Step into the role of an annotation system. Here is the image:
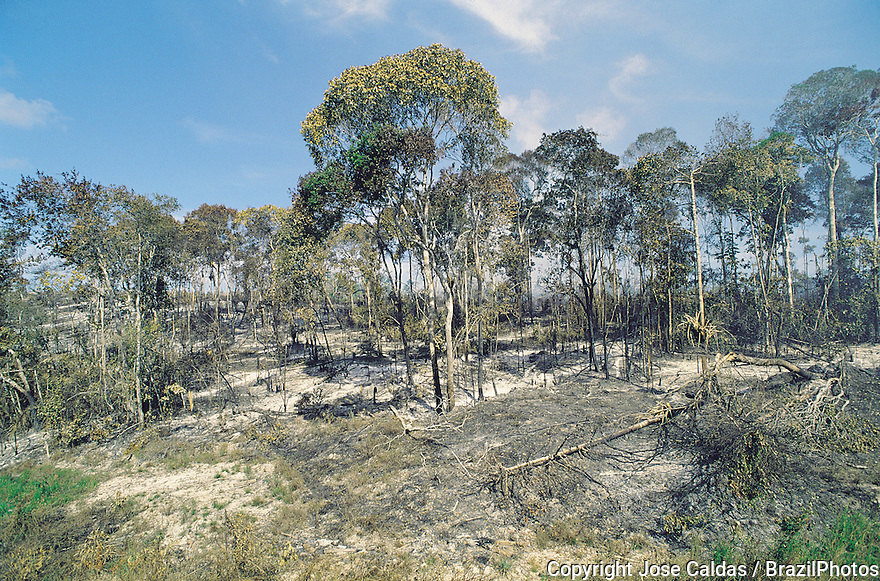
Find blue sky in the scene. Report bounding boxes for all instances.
[1,0,878,215]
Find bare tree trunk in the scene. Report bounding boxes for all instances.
[135,241,144,429]
[473,235,485,401]
[442,278,455,411]
[827,153,841,301]
[873,154,879,340]
[689,173,706,326]
[422,247,443,413]
[783,204,795,310]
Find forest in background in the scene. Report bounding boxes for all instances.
[0,45,878,445]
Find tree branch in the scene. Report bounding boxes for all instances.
[724,352,815,379]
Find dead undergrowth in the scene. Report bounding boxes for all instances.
[1,341,879,580]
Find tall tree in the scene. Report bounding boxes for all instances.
[774,67,873,300]
[536,127,622,372]
[301,44,510,412]
[847,70,880,337]
[499,150,551,324]
[112,189,180,426]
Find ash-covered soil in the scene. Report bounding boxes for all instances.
[4,341,880,579]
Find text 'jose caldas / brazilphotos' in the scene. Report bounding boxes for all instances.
[544,559,880,579]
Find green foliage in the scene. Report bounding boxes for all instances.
[38,355,113,447]
[772,513,811,561]
[302,43,509,167]
[0,465,141,581]
[0,466,97,519]
[725,429,784,500]
[773,511,880,565]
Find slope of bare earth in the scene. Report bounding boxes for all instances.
[3,336,880,580]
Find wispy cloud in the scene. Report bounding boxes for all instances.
[283,0,390,21]
[0,157,29,170]
[446,0,556,52]
[500,89,551,151]
[577,106,627,146]
[446,0,635,53]
[608,53,652,102]
[258,41,281,64]
[0,89,59,128]
[182,117,237,144]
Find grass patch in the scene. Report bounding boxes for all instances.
[0,463,98,518]
[773,510,880,565]
[535,520,597,548]
[0,464,138,581]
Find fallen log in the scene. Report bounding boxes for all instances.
[724,352,815,380]
[499,402,693,481]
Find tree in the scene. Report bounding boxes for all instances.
[301,44,510,412]
[0,182,43,432]
[183,204,237,310]
[499,150,552,324]
[536,127,623,372]
[774,67,875,300]
[706,118,812,351]
[625,129,688,353]
[12,172,182,429]
[847,70,880,337]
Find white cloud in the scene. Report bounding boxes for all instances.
[576,106,627,145]
[0,89,59,128]
[608,53,652,102]
[259,42,280,64]
[447,0,556,52]
[500,90,551,151]
[0,157,28,170]
[284,0,390,21]
[182,117,236,144]
[334,0,389,19]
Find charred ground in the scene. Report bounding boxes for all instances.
[1,341,879,580]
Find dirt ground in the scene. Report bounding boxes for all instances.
[3,333,880,580]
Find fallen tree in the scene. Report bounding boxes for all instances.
[724,352,816,380]
[497,402,696,495]
[496,351,818,492]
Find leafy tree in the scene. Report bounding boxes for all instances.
[627,137,690,353]
[626,127,713,358]
[9,172,182,430]
[183,204,237,308]
[499,150,552,323]
[706,119,812,351]
[0,182,43,432]
[536,127,624,372]
[621,127,679,168]
[301,44,510,412]
[774,67,876,299]
[113,189,180,426]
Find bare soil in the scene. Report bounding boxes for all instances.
[3,334,880,580]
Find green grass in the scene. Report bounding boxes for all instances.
[809,511,880,564]
[0,464,97,518]
[773,510,880,565]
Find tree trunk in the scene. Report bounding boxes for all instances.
[873,153,879,340]
[135,242,144,429]
[422,247,443,414]
[827,153,841,301]
[474,234,485,401]
[783,203,795,310]
[442,278,455,412]
[689,172,706,326]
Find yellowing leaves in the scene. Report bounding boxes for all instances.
[301,44,509,164]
